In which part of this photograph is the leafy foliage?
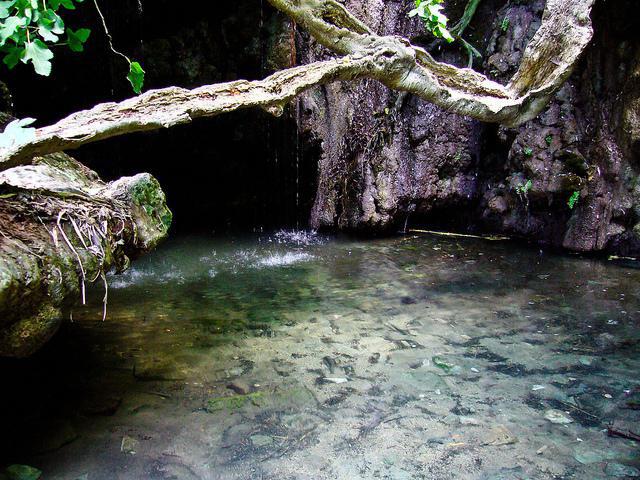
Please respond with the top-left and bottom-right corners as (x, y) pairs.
(568, 190), (580, 209)
(515, 179), (532, 197)
(0, 0), (144, 94)
(514, 178), (532, 209)
(0, 0), (90, 76)
(409, 0), (454, 42)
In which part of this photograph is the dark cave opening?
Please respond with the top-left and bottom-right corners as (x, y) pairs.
(3, 1), (317, 234)
(72, 110), (319, 234)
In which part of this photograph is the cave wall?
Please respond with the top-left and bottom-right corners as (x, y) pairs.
(297, 0), (640, 254)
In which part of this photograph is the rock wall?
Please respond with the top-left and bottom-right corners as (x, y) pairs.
(297, 0), (640, 254)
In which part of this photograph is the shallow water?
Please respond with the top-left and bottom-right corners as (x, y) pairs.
(1, 232), (639, 479)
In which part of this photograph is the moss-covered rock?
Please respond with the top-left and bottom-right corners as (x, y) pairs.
(0, 153), (171, 357)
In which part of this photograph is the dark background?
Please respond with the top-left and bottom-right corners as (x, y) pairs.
(2, 1), (318, 233)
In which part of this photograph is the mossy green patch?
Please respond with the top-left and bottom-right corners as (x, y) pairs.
(2, 464), (42, 480)
(131, 176), (173, 232)
(206, 392), (264, 413)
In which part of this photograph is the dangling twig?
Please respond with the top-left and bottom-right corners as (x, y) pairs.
(92, 0), (131, 65)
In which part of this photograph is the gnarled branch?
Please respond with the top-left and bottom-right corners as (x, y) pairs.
(0, 0), (596, 169)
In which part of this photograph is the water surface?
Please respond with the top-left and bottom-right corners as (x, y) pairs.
(1, 232), (639, 479)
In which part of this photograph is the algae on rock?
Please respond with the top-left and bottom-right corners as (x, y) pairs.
(0, 152), (171, 357)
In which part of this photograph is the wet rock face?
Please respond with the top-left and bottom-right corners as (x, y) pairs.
(297, 0), (477, 232)
(299, 0), (640, 254)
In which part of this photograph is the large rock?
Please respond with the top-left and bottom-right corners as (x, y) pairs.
(297, 0), (640, 255)
(0, 152), (171, 357)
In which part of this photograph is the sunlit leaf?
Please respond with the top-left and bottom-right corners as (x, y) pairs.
(0, 117), (36, 149)
(127, 60), (145, 94)
(22, 38), (53, 75)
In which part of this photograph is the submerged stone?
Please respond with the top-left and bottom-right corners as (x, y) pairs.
(2, 465), (42, 480)
(481, 425), (518, 446)
(544, 409), (573, 424)
(120, 436), (139, 455)
(250, 434), (275, 448)
(604, 463), (640, 478)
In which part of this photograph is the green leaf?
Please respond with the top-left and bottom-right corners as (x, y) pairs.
(2, 44), (23, 68)
(37, 20), (59, 42)
(49, 0), (75, 9)
(22, 38), (53, 75)
(0, 117), (36, 149)
(409, 0), (453, 42)
(66, 27), (90, 52)
(0, 1), (16, 19)
(127, 60), (145, 94)
(0, 16), (23, 45)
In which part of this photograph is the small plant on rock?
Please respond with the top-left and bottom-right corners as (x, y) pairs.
(409, 0), (454, 42)
(514, 179), (533, 209)
(568, 190), (580, 209)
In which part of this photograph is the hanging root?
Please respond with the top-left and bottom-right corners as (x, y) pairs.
(16, 189), (132, 312)
(101, 271), (108, 321)
(57, 210), (87, 305)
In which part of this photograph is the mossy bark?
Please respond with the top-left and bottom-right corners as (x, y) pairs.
(0, 153), (171, 357)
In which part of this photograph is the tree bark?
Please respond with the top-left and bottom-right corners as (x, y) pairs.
(0, 0), (595, 169)
(0, 152), (172, 357)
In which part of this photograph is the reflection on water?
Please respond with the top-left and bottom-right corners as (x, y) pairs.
(0, 231), (639, 479)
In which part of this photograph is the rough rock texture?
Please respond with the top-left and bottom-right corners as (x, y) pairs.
(299, 0), (640, 254)
(0, 146), (171, 357)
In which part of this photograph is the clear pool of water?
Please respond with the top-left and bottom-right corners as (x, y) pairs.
(1, 231), (639, 479)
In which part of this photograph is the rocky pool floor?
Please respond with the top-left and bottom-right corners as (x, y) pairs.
(1, 232), (639, 479)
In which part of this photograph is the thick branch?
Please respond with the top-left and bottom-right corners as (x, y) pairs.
(268, 0), (595, 123)
(0, 0), (595, 168)
(0, 58), (370, 169)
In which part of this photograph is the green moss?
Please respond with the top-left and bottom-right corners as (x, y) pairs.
(206, 392), (264, 413)
(0, 304), (61, 358)
(131, 176), (173, 232)
(3, 464), (42, 480)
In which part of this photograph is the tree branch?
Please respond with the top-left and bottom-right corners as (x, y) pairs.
(0, 0), (596, 169)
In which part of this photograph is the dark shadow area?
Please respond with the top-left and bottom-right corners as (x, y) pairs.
(0, 324), (97, 463)
(73, 109), (318, 234)
(3, 0), (317, 233)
